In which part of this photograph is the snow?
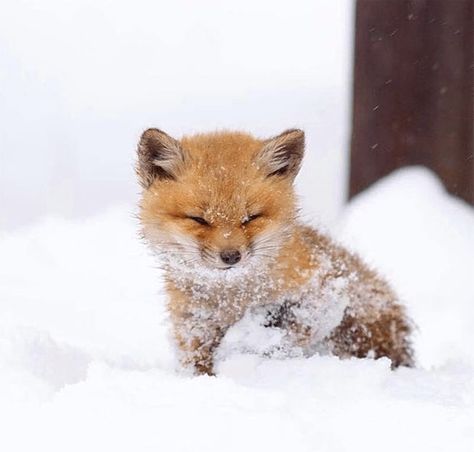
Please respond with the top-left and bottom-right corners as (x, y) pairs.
(1, 167), (473, 451)
(337, 167), (474, 368)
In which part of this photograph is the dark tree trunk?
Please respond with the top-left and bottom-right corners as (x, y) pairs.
(350, 0), (474, 204)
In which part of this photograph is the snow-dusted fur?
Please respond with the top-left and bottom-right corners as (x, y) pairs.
(137, 128), (414, 374)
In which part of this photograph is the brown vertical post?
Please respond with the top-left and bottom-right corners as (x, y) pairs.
(350, 0), (474, 204)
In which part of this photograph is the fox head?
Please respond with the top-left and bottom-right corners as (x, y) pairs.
(137, 128), (304, 275)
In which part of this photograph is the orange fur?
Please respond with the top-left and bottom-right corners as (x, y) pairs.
(137, 128), (414, 375)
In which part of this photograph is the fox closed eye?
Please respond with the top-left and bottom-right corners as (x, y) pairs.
(242, 214), (262, 225)
(187, 216), (210, 226)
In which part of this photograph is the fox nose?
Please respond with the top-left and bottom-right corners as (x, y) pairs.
(220, 249), (241, 265)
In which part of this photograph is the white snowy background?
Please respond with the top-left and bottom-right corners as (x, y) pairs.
(1, 1), (474, 451)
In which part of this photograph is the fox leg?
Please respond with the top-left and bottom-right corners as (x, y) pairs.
(272, 298), (414, 368)
(166, 288), (227, 375)
(276, 301), (321, 349)
(170, 311), (228, 375)
(275, 297), (348, 350)
(328, 306), (414, 368)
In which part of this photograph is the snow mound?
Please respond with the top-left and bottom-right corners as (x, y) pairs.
(1, 167), (473, 451)
(337, 166), (474, 367)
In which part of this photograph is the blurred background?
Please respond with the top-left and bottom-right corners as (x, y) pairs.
(0, 0), (353, 229)
(0, 0), (472, 230)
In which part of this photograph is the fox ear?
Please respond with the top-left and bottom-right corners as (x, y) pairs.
(136, 128), (184, 187)
(258, 129), (305, 179)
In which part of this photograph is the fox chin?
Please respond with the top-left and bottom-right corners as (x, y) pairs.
(137, 127), (414, 375)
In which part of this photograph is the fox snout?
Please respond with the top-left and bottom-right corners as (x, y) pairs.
(219, 249), (241, 266)
(199, 232), (248, 269)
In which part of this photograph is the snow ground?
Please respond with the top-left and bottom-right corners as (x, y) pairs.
(1, 167), (473, 451)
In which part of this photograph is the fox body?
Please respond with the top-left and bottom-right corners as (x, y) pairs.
(137, 128), (414, 375)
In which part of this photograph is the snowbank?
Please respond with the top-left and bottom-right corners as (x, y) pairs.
(1, 167), (473, 451)
(337, 167), (474, 367)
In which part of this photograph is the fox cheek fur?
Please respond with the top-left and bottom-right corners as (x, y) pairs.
(136, 128), (414, 375)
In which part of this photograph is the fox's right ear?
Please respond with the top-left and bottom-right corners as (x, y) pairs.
(136, 128), (184, 188)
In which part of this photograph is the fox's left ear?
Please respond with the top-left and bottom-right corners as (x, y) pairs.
(258, 129), (305, 180)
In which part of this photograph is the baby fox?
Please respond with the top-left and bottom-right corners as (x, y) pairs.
(137, 128), (414, 375)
